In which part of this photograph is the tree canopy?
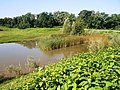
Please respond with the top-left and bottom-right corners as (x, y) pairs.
(0, 10), (120, 29)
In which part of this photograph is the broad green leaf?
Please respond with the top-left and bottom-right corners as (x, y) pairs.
(57, 85), (60, 90)
(72, 82), (77, 90)
(106, 81), (113, 87)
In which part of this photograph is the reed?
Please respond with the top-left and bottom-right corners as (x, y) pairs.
(39, 34), (85, 51)
(39, 33), (109, 52)
(108, 33), (120, 47)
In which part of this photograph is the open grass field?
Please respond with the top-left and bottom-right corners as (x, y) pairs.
(0, 26), (120, 44)
(0, 26), (61, 43)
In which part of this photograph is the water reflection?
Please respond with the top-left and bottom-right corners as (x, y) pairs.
(42, 45), (88, 58)
(17, 40), (39, 49)
(0, 41), (88, 72)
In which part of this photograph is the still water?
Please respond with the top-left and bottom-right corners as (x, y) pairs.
(0, 41), (87, 72)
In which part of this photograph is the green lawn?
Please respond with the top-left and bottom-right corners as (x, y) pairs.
(0, 26), (119, 44)
(0, 26), (61, 43)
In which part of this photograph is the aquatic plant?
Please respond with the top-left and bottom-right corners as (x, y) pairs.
(5, 65), (22, 76)
(25, 56), (40, 72)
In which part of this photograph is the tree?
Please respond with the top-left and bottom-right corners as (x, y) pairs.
(78, 10), (95, 28)
(3, 17), (14, 28)
(24, 13), (35, 28)
(53, 11), (75, 26)
(36, 12), (55, 28)
(74, 19), (84, 35)
(18, 22), (30, 29)
(47, 13), (55, 28)
(0, 10), (119, 30)
(0, 19), (4, 26)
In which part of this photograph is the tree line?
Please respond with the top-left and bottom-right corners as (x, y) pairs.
(0, 10), (120, 29)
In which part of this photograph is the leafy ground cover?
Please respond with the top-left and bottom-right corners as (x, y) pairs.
(0, 47), (120, 90)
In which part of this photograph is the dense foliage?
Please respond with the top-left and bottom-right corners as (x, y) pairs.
(0, 10), (120, 29)
(0, 11), (75, 29)
(0, 47), (120, 89)
(40, 35), (84, 50)
(78, 10), (120, 29)
(63, 18), (84, 35)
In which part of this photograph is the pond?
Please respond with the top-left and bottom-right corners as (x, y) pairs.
(0, 41), (88, 72)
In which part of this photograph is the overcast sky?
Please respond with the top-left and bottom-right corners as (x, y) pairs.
(0, 0), (120, 18)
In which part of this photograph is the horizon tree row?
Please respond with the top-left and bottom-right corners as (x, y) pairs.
(0, 10), (120, 29)
(0, 11), (75, 29)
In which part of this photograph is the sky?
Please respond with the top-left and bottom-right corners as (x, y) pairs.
(0, 0), (120, 18)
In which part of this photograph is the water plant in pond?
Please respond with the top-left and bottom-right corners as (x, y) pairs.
(0, 56), (41, 83)
(5, 64), (22, 76)
(25, 56), (40, 72)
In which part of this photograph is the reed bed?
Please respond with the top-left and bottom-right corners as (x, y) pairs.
(39, 33), (109, 51)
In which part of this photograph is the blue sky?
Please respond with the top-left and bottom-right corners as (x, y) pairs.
(0, 0), (120, 18)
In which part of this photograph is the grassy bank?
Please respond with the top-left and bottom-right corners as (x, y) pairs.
(0, 26), (61, 43)
(39, 28), (120, 51)
(0, 47), (120, 89)
(39, 33), (108, 51)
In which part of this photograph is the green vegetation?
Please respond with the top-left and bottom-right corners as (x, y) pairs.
(0, 10), (120, 29)
(40, 35), (84, 50)
(63, 18), (84, 35)
(39, 17), (85, 51)
(0, 12), (75, 29)
(0, 9), (120, 89)
(63, 18), (72, 34)
(0, 47), (120, 89)
(0, 26), (60, 43)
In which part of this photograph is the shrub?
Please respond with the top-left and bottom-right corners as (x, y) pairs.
(74, 19), (84, 35)
(63, 18), (72, 34)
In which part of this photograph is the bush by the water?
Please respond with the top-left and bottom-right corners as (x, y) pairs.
(63, 18), (84, 35)
(39, 35), (84, 51)
(0, 47), (120, 90)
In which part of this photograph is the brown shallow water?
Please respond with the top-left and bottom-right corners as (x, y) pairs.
(0, 41), (88, 72)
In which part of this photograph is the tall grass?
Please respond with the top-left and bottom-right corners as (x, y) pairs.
(39, 34), (85, 51)
(108, 33), (120, 47)
(83, 34), (108, 52)
(39, 32), (109, 51)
